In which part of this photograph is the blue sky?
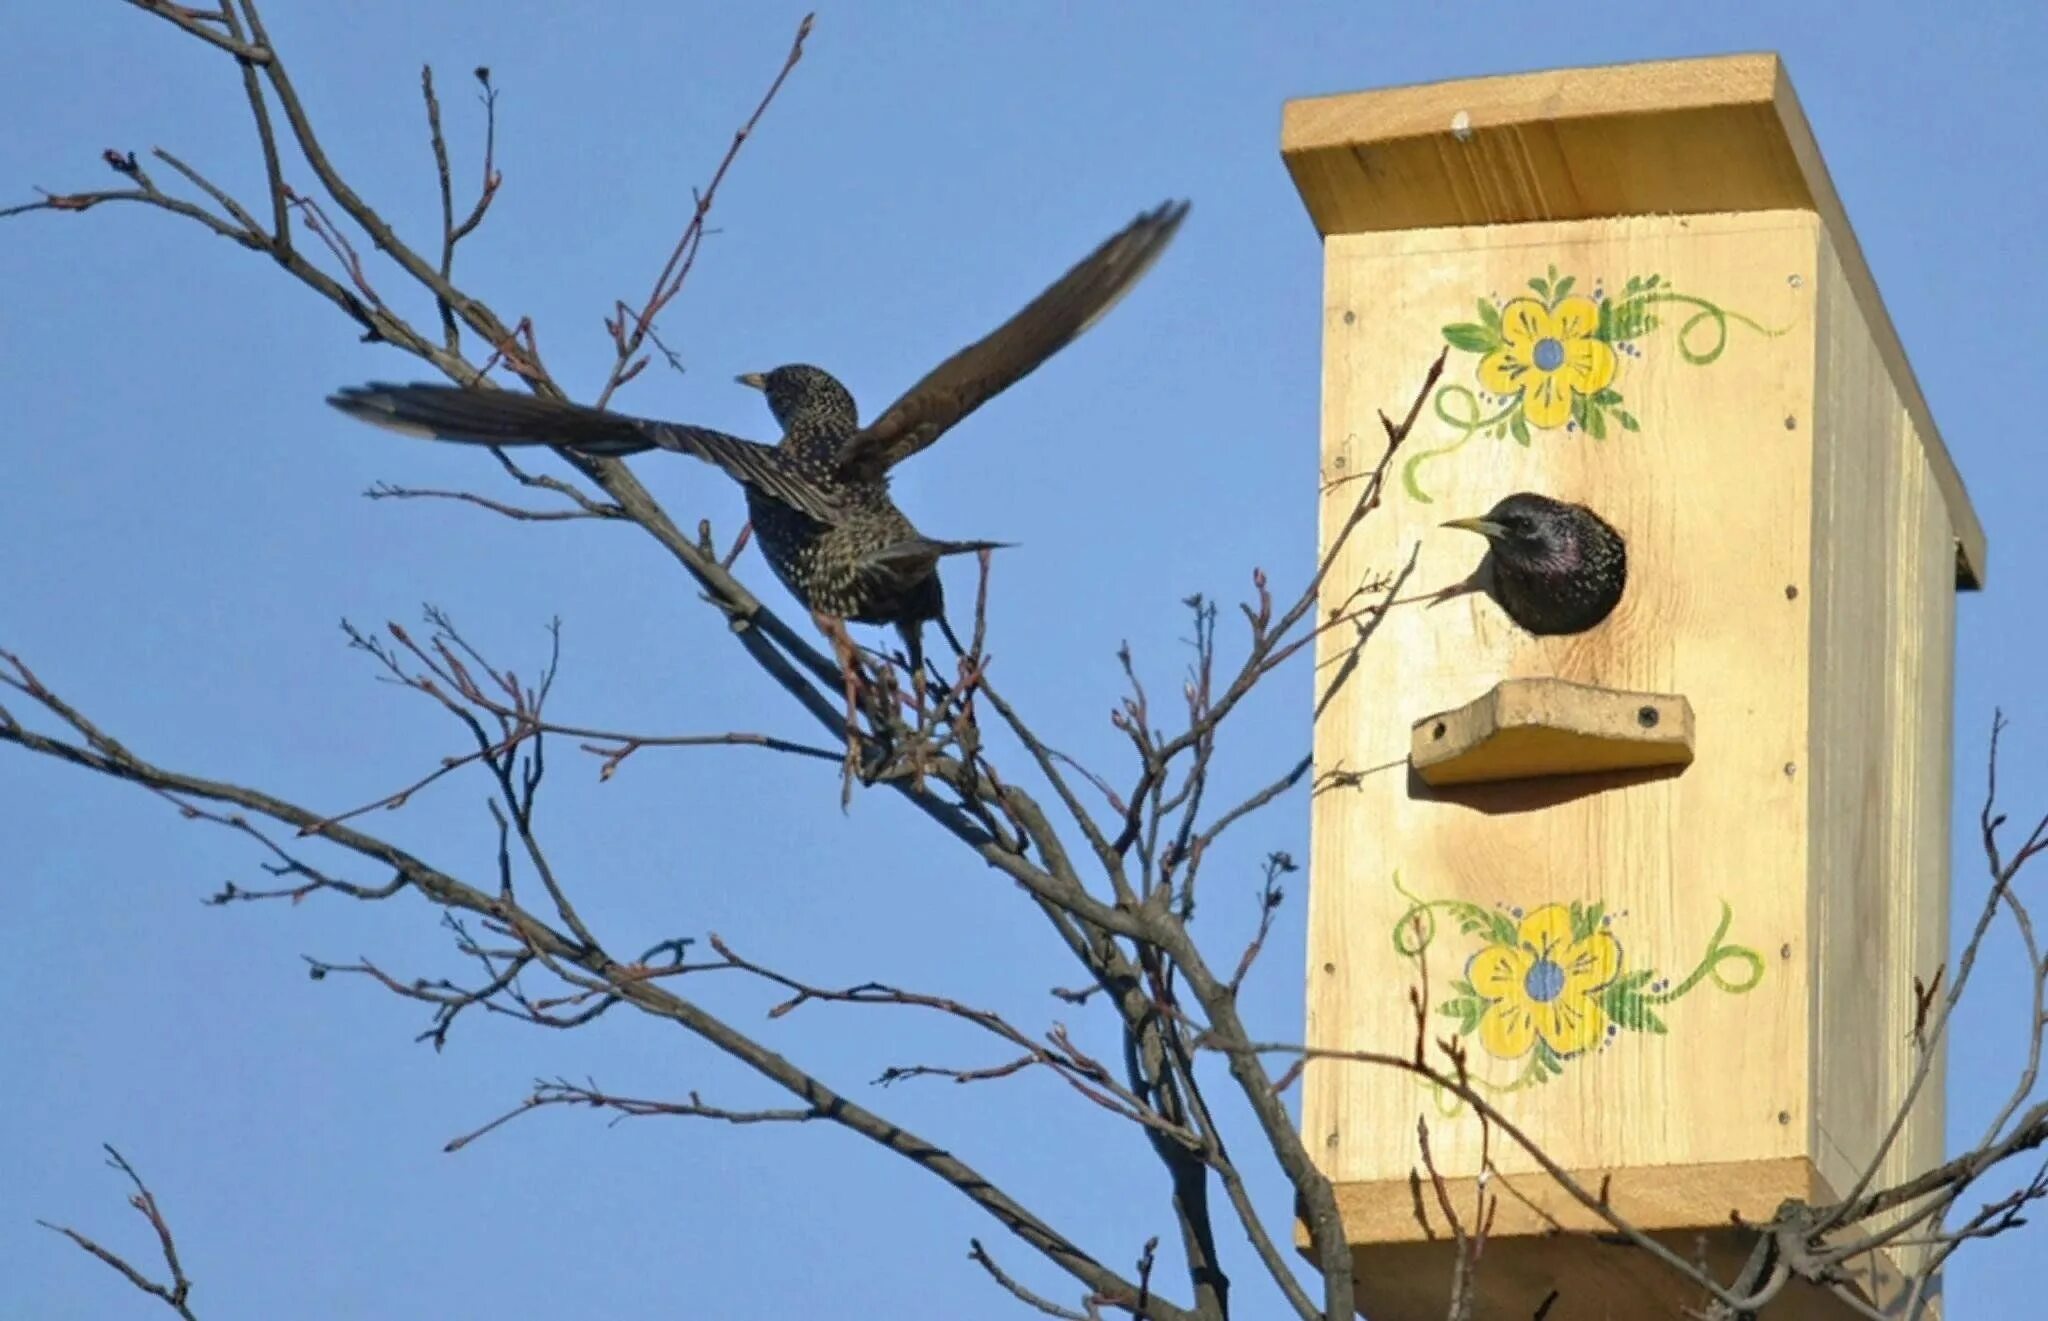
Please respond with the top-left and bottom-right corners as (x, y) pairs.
(3, 4), (2044, 1318)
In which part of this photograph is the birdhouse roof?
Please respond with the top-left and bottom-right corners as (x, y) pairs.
(1281, 52), (1985, 587)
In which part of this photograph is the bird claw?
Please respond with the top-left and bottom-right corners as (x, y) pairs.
(812, 615), (955, 801)
(812, 612), (874, 807)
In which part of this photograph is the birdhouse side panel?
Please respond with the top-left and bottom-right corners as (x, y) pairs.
(1806, 227), (1956, 1278)
(1306, 212), (1821, 1196)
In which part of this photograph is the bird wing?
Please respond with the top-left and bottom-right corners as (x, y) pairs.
(328, 382), (666, 455)
(833, 199), (1189, 479)
(652, 423), (849, 522)
(327, 382), (846, 522)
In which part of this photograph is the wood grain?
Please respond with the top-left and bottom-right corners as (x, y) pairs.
(1298, 205), (1959, 1317)
(1307, 212), (1816, 1206)
(1805, 220), (1955, 1288)
(1319, 1159), (1916, 1317)
(1281, 52), (1984, 586)
(1410, 676), (1695, 787)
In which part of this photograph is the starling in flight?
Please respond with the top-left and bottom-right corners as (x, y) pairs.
(327, 200), (1190, 691)
(1440, 492), (1627, 635)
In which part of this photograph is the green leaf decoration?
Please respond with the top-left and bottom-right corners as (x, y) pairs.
(1609, 969), (1653, 993)
(1437, 996), (1487, 1035)
(1605, 298), (1657, 343)
(1446, 901), (1497, 938)
(1407, 265), (1787, 529)
(1443, 322), (1501, 353)
(1600, 970), (1668, 1034)
(1394, 873), (1769, 1106)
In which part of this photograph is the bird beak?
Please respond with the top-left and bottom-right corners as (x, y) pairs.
(735, 372), (766, 390)
(1440, 516), (1505, 539)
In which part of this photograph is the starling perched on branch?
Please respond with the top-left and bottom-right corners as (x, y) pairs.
(1441, 492), (1627, 635)
(327, 199), (1190, 694)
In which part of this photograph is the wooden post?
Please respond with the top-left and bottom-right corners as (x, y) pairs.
(1283, 53), (1981, 1318)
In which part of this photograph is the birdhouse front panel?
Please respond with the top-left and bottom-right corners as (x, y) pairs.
(1306, 210), (1827, 1224)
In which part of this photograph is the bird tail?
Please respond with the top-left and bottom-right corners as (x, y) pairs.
(927, 538), (1014, 559)
(865, 537), (1013, 577)
(326, 382), (656, 456)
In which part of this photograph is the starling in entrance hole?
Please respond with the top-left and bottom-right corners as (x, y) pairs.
(327, 199), (1189, 682)
(1440, 493), (1628, 635)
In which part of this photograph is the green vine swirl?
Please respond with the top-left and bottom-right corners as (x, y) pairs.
(1645, 900), (1765, 1001)
(1398, 386), (1520, 503)
(1388, 871), (1764, 1106)
(1399, 273), (1786, 504)
(1628, 290), (1782, 365)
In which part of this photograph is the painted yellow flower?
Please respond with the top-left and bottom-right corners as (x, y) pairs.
(1466, 904), (1621, 1060)
(1478, 296), (1617, 429)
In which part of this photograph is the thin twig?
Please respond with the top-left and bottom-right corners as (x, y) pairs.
(38, 1146), (200, 1321)
(365, 480), (624, 522)
(970, 1240), (1091, 1321)
(595, 12), (814, 408)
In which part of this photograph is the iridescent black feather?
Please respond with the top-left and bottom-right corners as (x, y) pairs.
(1442, 492), (1628, 636)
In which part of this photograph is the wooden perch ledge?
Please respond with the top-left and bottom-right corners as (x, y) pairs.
(1410, 677), (1695, 788)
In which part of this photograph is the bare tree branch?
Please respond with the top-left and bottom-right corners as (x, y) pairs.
(39, 1146), (201, 1321)
(0, 650), (1188, 1318)
(9, 9), (2035, 1321)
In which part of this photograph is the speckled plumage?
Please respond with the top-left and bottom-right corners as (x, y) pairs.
(733, 364), (970, 639)
(1442, 492), (1628, 636)
(326, 200), (1190, 667)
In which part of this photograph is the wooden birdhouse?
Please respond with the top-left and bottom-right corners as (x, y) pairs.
(1283, 54), (1983, 1318)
